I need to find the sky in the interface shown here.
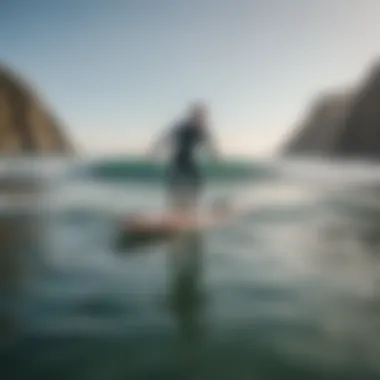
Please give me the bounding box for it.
[2,0,380,157]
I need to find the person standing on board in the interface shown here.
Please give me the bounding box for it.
[149,103,219,211]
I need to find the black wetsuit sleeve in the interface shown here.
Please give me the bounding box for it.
[150,124,177,154]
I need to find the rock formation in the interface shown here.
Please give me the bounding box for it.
[281,92,353,156]
[333,63,380,158]
[282,61,380,158]
[0,64,74,155]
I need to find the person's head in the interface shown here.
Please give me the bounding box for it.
[187,102,208,126]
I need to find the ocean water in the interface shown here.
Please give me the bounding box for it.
[1,156,380,379]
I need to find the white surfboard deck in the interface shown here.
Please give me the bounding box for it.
[116,199,246,248]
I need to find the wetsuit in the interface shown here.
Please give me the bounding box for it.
[166,121,208,197]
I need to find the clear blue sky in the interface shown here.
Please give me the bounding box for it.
[2,0,380,156]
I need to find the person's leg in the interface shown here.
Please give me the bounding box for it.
[166,164,184,213]
[166,162,203,216]
[181,164,203,217]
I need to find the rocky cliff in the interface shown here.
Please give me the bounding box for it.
[282,61,380,158]
[0,64,74,155]
[281,92,353,156]
[333,63,380,158]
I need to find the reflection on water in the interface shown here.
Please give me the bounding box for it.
[166,232,204,380]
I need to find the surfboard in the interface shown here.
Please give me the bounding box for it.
[115,200,240,249]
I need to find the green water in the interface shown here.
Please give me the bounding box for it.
[1,157,380,379]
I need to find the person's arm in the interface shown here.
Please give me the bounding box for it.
[147,125,176,158]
